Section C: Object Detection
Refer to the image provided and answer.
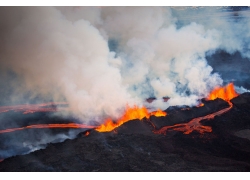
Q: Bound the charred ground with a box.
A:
[1,93,250,171]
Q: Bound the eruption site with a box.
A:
[0,106,166,134]
[154,83,238,135]
[1,7,250,171]
[95,106,167,132]
[0,83,238,136]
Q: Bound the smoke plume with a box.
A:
[0,6,249,124]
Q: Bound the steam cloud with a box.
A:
[0,7,249,124]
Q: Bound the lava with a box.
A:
[0,106,166,135]
[0,123,95,134]
[150,109,167,117]
[197,103,204,107]
[207,83,238,102]
[0,102,68,114]
[154,102,233,135]
[154,83,238,135]
[95,106,167,132]
[0,83,238,136]
[84,131,90,136]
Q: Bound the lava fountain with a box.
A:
[95,106,167,132]
[207,83,238,102]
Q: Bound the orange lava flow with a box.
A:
[0,102,68,114]
[154,83,238,135]
[0,105,166,135]
[0,83,238,136]
[0,123,96,134]
[95,106,167,132]
[154,102,233,135]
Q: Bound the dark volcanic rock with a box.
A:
[114,119,155,134]
[1,93,250,171]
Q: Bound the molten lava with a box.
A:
[154,83,238,135]
[197,103,204,107]
[95,106,167,132]
[84,131,90,136]
[0,102,68,114]
[150,109,167,117]
[207,83,238,102]
[0,123,95,134]
[0,106,166,134]
[154,102,233,135]
[0,83,238,136]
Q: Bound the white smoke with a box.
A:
[235,86,250,94]
[0,7,138,122]
[99,7,223,110]
[2,6,248,124]
[171,7,250,58]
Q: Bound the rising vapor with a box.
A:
[0,6,249,124]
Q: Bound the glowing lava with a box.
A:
[84,131,90,136]
[0,83,238,136]
[154,102,233,135]
[0,102,68,114]
[95,106,167,132]
[0,123,95,134]
[207,83,238,102]
[150,109,167,117]
[197,103,204,107]
[0,106,166,134]
[154,83,238,135]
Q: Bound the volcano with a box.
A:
[1,6,250,172]
[0,90,250,171]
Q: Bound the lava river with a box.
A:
[0,123,95,134]
[0,102,68,114]
[154,83,238,135]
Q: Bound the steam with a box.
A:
[0,7,249,124]
[171,7,250,58]
[0,7,138,122]
[235,86,250,94]
[0,128,83,159]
